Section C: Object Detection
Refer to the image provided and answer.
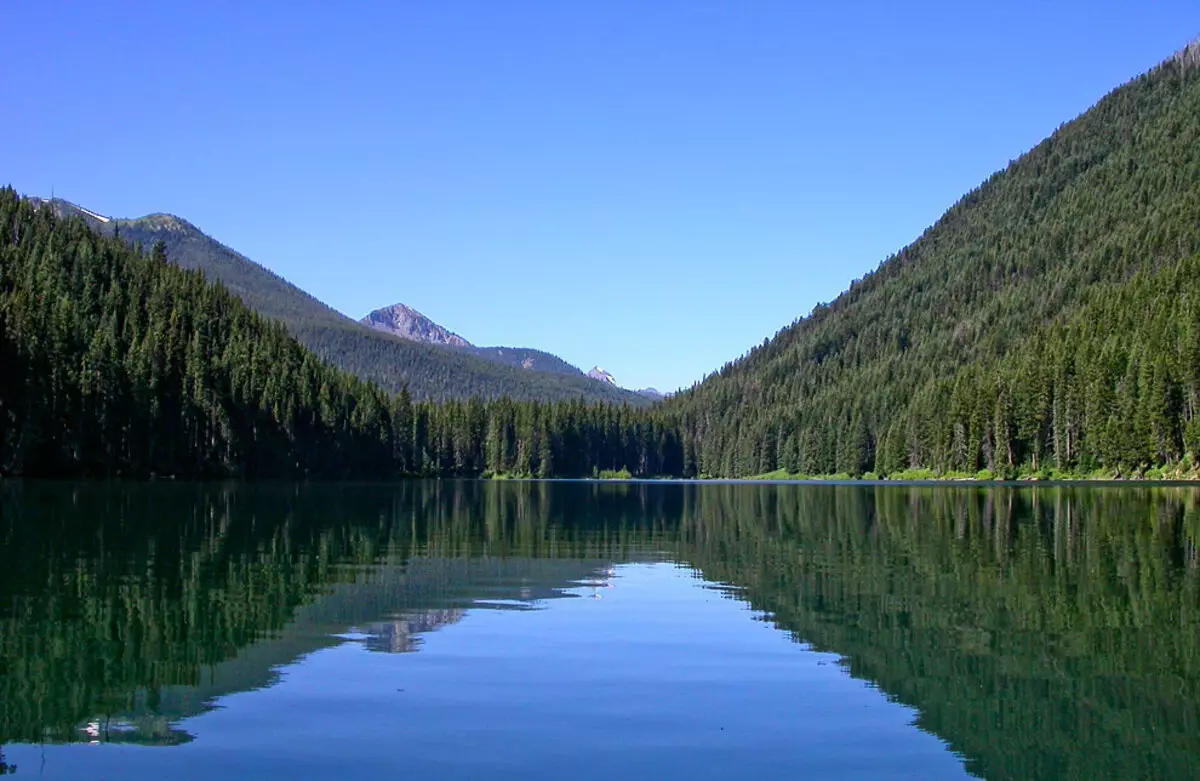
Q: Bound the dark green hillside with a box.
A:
[15,37,1200,481]
[360,301,588,377]
[0,190,673,478]
[1,190,398,477]
[42,201,642,405]
[670,41,1200,478]
[469,345,584,376]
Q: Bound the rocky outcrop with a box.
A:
[588,367,617,385]
[1174,35,1200,71]
[361,303,472,348]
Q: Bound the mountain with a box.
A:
[3,190,399,478]
[15,32,1200,481]
[1,190,677,478]
[31,198,646,406]
[668,37,1200,478]
[587,367,617,385]
[586,368,665,400]
[471,346,583,375]
[361,303,470,348]
[360,302,587,377]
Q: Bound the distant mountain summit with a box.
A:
[361,302,599,380]
[1175,35,1200,70]
[587,367,617,385]
[361,303,471,348]
[30,197,111,225]
[31,196,646,404]
[586,368,665,400]
[39,197,653,403]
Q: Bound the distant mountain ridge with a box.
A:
[360,302,587,378]
[587,367,616,385]
[471,345,583,376]
[33,197,648,405]
[587,367,665,400]
[1174,35,1200,70]
[362,303,470,348]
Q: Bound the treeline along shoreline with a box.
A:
[5,51,1200,481]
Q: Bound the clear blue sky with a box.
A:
[6,2,1199,392]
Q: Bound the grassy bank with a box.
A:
[739,460,1200,482]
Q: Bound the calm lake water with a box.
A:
[1,481,1197,780]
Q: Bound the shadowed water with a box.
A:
[1,481,1197,779]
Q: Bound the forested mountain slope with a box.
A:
[12,37,1200,482]
[669,39,1200,478]
[361,301,587,377]
[469,345,583,375]
[361,302,473,347]
[37,199,643,405]
[1,191,397,477]
[0,191,673,478]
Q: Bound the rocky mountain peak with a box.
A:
[31,197,112,225]
[1175,35,1200,71]
[361,303,473,349]
[587,367,617,385]
[132,213,197,233]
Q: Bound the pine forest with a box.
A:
[3,47,1200,480]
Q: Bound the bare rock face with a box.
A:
[588,367,617,385]
[1175,36,1200,71]
[30,197,112,225]
[360,303,590,378]
[361,303,473,348]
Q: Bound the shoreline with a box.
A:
[7,472,1200,487]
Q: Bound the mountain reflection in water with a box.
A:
[0,480,1197,780]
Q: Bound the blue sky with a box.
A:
[6,2,1199,392]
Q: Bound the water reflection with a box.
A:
[0,481,1197,779]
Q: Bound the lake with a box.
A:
[1,481,1197,779]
